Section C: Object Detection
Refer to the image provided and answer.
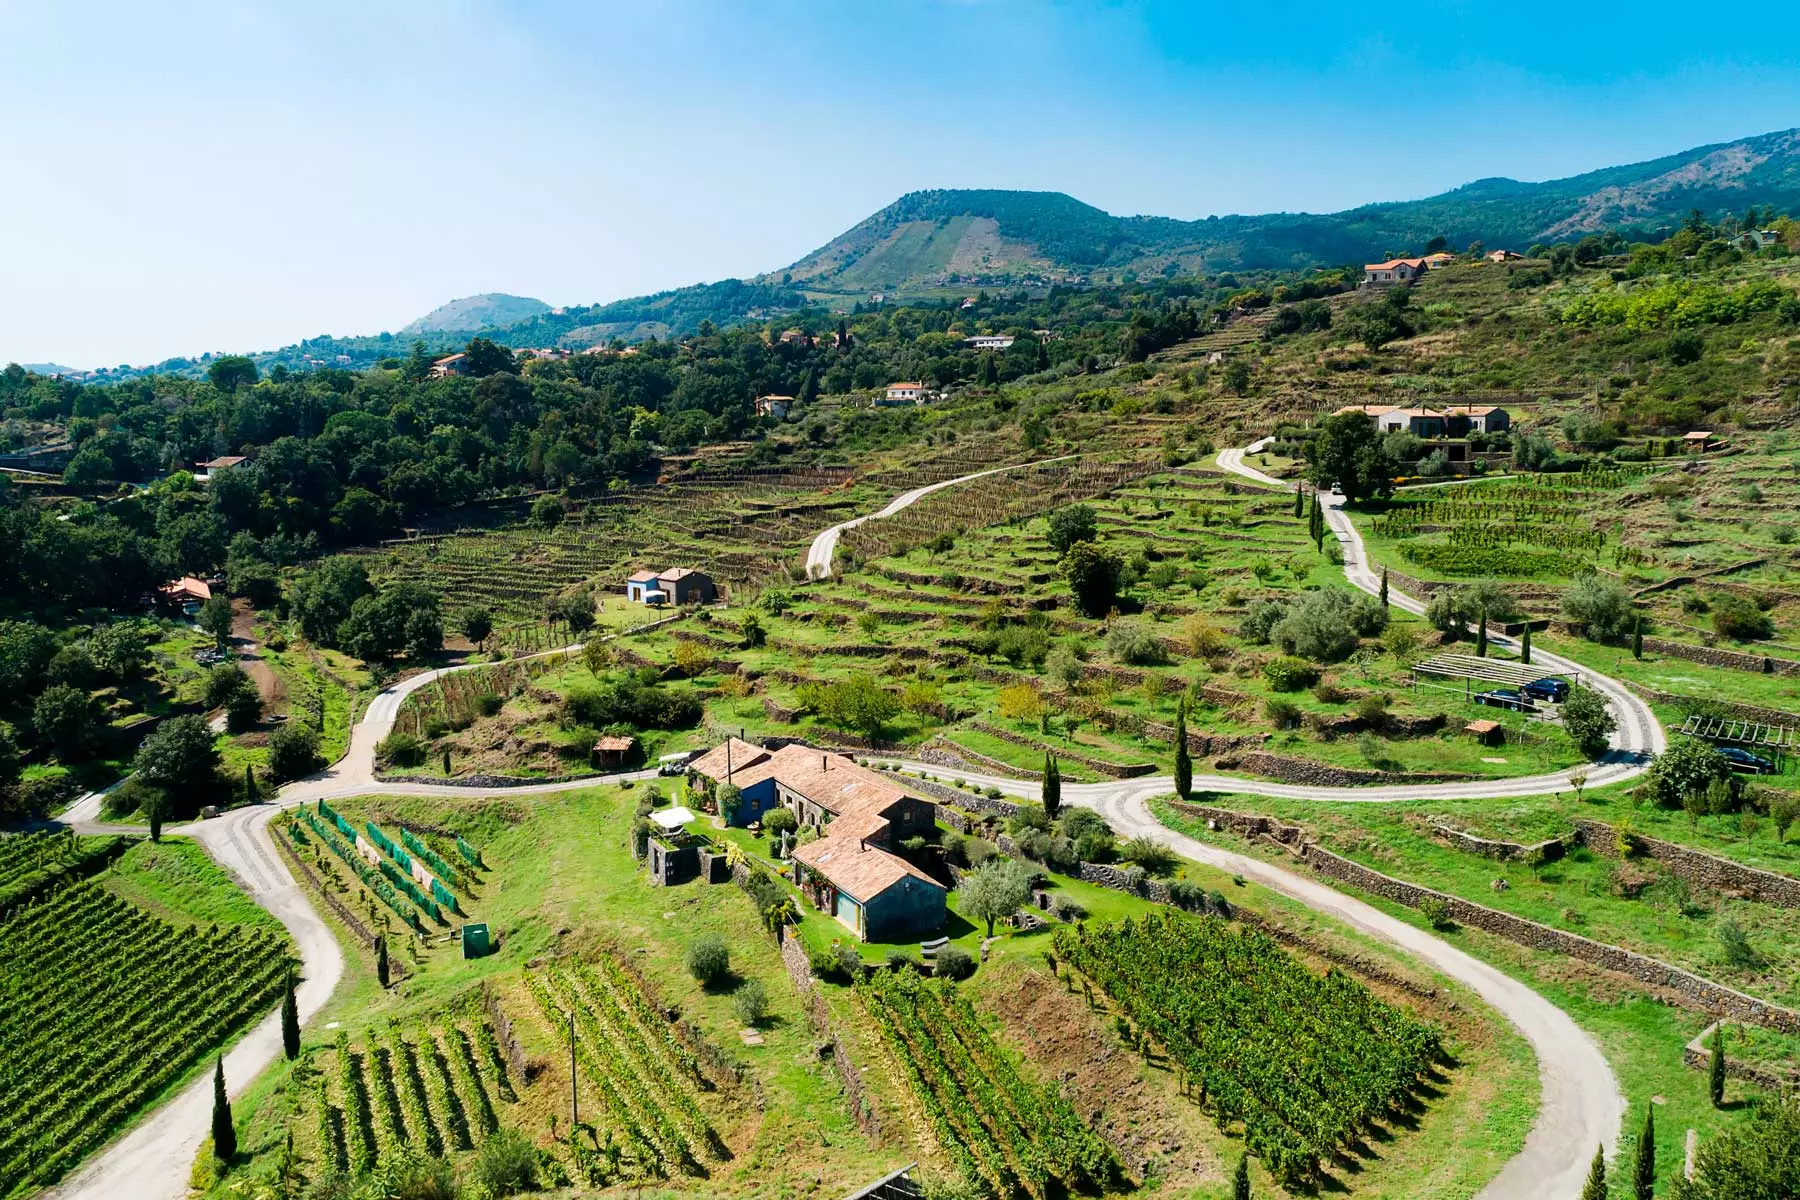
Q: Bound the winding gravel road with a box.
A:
[58,443,1645,1200]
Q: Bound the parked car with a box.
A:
[1473,688,1536,713]
[1719,747,1775,775]
[1521,677,1570,703]
[658,750,699,776]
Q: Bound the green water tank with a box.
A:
[461,923,492,959]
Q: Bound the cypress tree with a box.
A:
[981,354,998,387]
[1293,487,1304,518]
[281,969,300,1061]
[376,936,390,989]
[1631,1104,1655,1200]
[244,764,257,804]
[797,366,819,405]
[442,747,452,776]
[1379,568,1389,608]
[1035,339,1048,372]
[1579,1144,1606,1200]
[1042,753,1062,819]
[1520,623,1532,665]
[1709,1022,1726,1107]
[1173,699,1193,800]
[1231,1153,1251,1200]
[1476,613,1488,657]
[148,794,163,844]
[1632,614,1644,659]
[211,1057,237,1162]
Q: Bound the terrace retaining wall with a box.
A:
[1683,1022,1800,1091]
[1638,635,1800,676]
[1571,819,1800,908]
[778,932,883,1143]
[967,720,1156,778]
[1429,823,1567,864]
[1619,681,1800,728]
[924,736,1043,781]
[1223,751,1470,787]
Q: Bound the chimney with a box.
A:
[822,754,828,771]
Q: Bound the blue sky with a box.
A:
[5,0,1797,368]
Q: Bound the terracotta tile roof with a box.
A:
[1365,258,1428,271]
[764,744,911,821]
[659,567,703,582]
[688,738,770,783]
[793,832,943,901]
[594,735,637,752]
[159,576,212,602]
[886,382,923,390]
[1464,719,1501,734]
[197,456,246,470]
[626,569,660,582]
[1336,404,1398,416]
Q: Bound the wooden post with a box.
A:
[569,1010,578,1127]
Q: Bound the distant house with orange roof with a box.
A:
[430,353,472,378]
[158,576,213,614]
[881,382,927,406]
[754,394,793,420]
[1363,258,1430,285]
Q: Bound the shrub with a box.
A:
[1560,686,1616,757]
[475,692,504,717]
[1262,655,1320,692]
[1046,504,1098,555]
[685,934,730,986]
[832,943,864,981]
[1418,897,1454,930]
[732,978,769,1025]
[1354,694,1389,727]
[1710,594,1774,641]
[1239,598,1288,644]
[1716,916,1759,968]
[1269,590,1368,661]
[1264,697,1302,728]
[1119,836,1177,876]
[470,1128,540,1197]
[1105,621,1169,666]
[1063,542,1122,617]
[1180,618,1232,658]
[268,721,321,781]
[934,945,975,980]
[1050,895,1088,923]
[1644,738,1733,809]
[762,807,798,836]
[1561,575,1636,642]
[807,942,846,982]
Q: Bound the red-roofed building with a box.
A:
[1363,258,1429,285]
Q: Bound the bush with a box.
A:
[1262,655,1320,692]
[1239,598,1288,644]
[475,692,504,717]
[1560,575,1636,643]
[1118,836,1177,876]
[807,942,846,982]
[1645,739,1734,810]
[1560,686,1616,757]
[832,943,865,981]
[1180,618,1232,658]
[934,945,974,980]
[732,978,769,1025]
[1269,590,1364,661]
[1264,697,1302,728]
[1418,897,1455,930]
[470,1127,540,1196]
[378,731,426,768]
[1105,621,1170,666]
[762,807,798,835]
[268,721,322,781]
[1354,694,1389,727]
[1710,594,1774,641]
[685,934,730,986]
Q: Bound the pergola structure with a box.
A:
[1410,653,1577,693]
[1678,714,1798,750]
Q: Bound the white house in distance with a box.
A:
[1336,403,1509,437]
[1363,258,1429,286]
[754,394,793,420]
[430,353,472,378]
[882,382,926,405]
[1486,249,1523,263]
[964,335,1014,351]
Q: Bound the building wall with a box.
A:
[862,876,946,942]
[724,778,779,827]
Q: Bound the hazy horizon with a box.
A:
[7,0,1799,368]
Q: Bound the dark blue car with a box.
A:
[1719,747,1775,775]
[1473,688,1537,713]
[1522,677,1570,703]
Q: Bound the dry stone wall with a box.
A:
[1227,751,1470,787]
[1430,824,1567,864]
[967,720,1156,778]
[1573,819,1800,908]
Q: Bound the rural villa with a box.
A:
[882,382,927,405]
[1336,402,1511,436]
[689,740,947,942]
[623,567,716,605]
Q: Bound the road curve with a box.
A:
[804,454,1079,578]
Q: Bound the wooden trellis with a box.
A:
[1678,714,1800,750]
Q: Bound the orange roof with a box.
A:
[197,456,246,470]
[886,382,923,390]
[793,831,944,900]
[626,569,660,583]
[659,567,704,582]
[762,744,912,822]
[1682,431,1713,440]
[1336,404,1397,416]
[1365,258,1428,271]
[159,576,212,602]
[1464,719,1501,734]
[689,738,771,784]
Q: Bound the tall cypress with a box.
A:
[376,937,390,989]
[1232,1152,1251,1200]
[149,795,163,844]
[1293,487,1304,518]
[1631,1104,1655,1200]
[211,1057,237,1162]
[244,764,257,804]
[1379,568,1389,608]
[1520,623,1532,665]
[1709,1023,1726,1107]
[1173,699,1193,800]
[1042,753,1062,819]
[1632,614,1644,659]
[1476,613,1488,657]
[281,969,300,1061]
[1579,1144,1606,1200]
